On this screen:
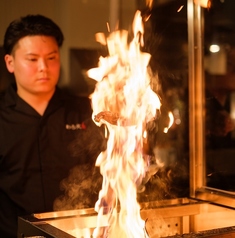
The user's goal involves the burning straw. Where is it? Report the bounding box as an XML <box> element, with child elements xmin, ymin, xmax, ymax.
<box><xmin>88</xmin><ymin>10</ymin><xmax>161</xmax><ymax>238</ymax></box>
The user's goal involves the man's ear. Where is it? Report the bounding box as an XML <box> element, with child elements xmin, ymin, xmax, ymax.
<box><xmin>4</xmin><ymin>54</ymin><xmax>14</xmax><ymax>73</ymax></box>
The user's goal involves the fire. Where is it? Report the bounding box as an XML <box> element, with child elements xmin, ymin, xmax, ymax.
<box><xmin>163</xmin><ymin>112</ymin><xmax>174</xmax><ymax>133</ymax></box>
<box><xmin>88</xmin><ymin>10</ymin><xmax>161</xmax><ymax>238</ymax></box>
<box><xmin>194</xmin><ymin>0</ymin><xmax>211</xmax><ymax>8</ymax></box>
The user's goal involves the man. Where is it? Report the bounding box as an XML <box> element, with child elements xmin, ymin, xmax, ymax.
<box><xmin>0</xmin><ymin>14</ymin><xmax>105</xmax><ymax>237</ymax></box>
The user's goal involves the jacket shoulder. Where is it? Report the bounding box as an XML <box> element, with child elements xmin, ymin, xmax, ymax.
<box><xmin>58</xmin><ymin>89</ymin><xmax>92</xmax><ymax>122</ymax></box>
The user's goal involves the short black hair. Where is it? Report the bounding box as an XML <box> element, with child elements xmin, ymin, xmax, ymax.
<box><xmin>3</xmin><ymin>14</ymin><xmax>64</xmax><ymax>55</ymax></box>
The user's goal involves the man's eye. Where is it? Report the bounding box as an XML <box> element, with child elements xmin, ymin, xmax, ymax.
<box><xmin>28</xmin><ymin>58</ymin><xmax>37</xmax><ymax>61</ymax></box>
<box><xmin>48</xmin><ymin>56</ymin><xmax>56</xmax><ymax>60</ymax></box>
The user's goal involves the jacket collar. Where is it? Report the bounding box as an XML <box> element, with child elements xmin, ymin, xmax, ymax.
<box><xmin>4</xmin><ymin>84</ymin><xmax>63</xmax><ymax>117</ymax></box>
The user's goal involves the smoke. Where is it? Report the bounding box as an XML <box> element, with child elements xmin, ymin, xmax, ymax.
<box><xmin>137</xmin><ymin>142</ymin><xmax>189</xmax><ymax>203</ymax></box>
<box><xmin>54</xmin><ymin>164</ymin><xmax>102</xmax><ymax>211</ymax></box>
<box><xmin>53</xmin><ymin>118</ymin><xmax>106</xmax><ymax>211</ymax></box>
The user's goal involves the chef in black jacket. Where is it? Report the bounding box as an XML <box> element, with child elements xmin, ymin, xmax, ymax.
<box><xmin>0</xmin><ymin>14</ymin><xmax>105</xmax><ymax>238</ymax></box>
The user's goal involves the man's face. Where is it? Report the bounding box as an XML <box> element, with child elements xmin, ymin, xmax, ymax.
<box><xmin>5</xmin><ymin>35</ymin><xmax>60</xmax><ymax>98</ymax></box>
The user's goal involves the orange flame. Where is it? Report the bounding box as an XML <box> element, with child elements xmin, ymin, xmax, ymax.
<box><xmin>194</xmin><ymin>0</ymin><xmax>211</xmax><ymax>8</ymax></box>
<box><xmin>88</xmin><ymin>10</ymin><xmax>161</xmax><ymax>238</ymax></box>
<box><xmin>163</xmin><ymin>112</ymin><xmax>174</xmax><ymax>133</ymax></box>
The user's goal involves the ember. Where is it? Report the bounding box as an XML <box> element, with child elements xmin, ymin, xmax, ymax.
<box><xmin>88</xmin><ymin>10</ymin><xmax>161</xmax><ymax>238</ymax></box>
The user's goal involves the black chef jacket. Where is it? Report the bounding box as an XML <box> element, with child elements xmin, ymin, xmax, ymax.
<box><xmin>0</xmin><ymin>84</ymin><xmax>105</xmax><ymax>238</ymax></box>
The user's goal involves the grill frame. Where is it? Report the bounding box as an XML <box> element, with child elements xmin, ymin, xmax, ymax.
<box><xmin>17</xmin><ymin>198</ymin><xmax>235</xmax><ymax>238</ymax></box>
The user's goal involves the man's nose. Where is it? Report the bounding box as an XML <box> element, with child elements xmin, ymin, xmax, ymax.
<box><xmin>38</xmin><ymin>58</ymin><xmax>48</xmax><ymax>71</ymax></box>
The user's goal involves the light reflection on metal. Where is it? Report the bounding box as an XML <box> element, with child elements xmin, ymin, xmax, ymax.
<box><xmin>187</xmin><ymin>0</ymin><xmax>205</xmax><ymax>197</ymax></box>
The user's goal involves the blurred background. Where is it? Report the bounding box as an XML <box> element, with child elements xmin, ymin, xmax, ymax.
<box><xmin>1</xmin><ymin>0</ymin><xmax>235</xmax><ymax>202</ymax></box>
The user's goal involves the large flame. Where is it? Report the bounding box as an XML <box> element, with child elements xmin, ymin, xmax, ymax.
<box><xmin>88</xmin><ymin>10</ymin><xmax>161</xmax><ymax>238</ymax></box>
